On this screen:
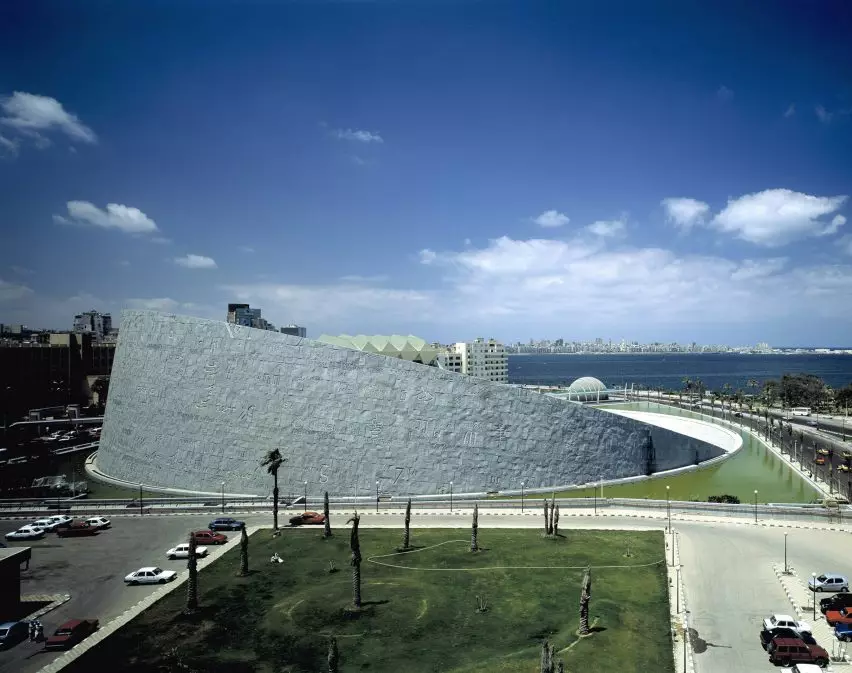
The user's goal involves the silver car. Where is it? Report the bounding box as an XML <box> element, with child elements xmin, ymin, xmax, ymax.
<box><xmin>809</xmin><ymin>573</ymin><xmax>849</xmax><ymax>592</ymax></box>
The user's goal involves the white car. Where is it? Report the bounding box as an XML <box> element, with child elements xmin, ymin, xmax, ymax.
<box><xmin>808</xmin><ymin>573</ymin><xmax>849</xmax><ymax>592</ymax></box>
<box><xmin>780</xmin><ymin>664</ymin><xmax>825</xmax><ymax>673</ymax></box>
<box><xmin>763</xmin><ymin>614</ymin><xmax>812</xmax><ymax>634</ymax></box>
<box><xmin>31</xmin><ymin>515</ymin><xmax>72</xmax><ymax>531</ymax></box>
<box><xmin>124</xmin><ymin>567</ymin><xmax>178</xmax><ymax>585</ymax></box>
<box><xmin>86</xmin><ymin>517</ymin><xmax>111</xmax><ymax>529</ymax></box>
<box><xmin>166</xmin><ymin>543</ymin><xmax>209</xmax><ymax>560</ymax></box>
<box><xmin>5</xmin><ymin>525</ymin><xmax>46</xmax><ymax>540</ymax></box>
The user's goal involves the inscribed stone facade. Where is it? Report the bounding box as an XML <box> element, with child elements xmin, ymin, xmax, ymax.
<box><xmin>96</xmin><ymin>311</ymin><xmax>723</xmax><ymax>497</ymax></box>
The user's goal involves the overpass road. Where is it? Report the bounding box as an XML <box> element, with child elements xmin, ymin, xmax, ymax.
<box><xmin>1</xmin><ymin>509</ymin><xmax>850</xmax><ymax>673</ymax></box>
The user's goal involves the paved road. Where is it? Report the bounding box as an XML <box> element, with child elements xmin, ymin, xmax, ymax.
<box><xmin>1</xmin><ymin>510</ymin><xmax>849</xmax><ymax>673</ymax></box>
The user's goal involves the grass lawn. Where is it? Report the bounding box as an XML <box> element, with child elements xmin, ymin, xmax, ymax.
<box><xmin>65</xmin><ymin>527</ymin><xmax>673</xmax><ymax>673</ymax></box>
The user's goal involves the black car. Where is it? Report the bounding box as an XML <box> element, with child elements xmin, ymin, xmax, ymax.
<box><xmin>208</xmin><ymin>517</ymin><xmax>245</xmax><ymax>531</ymax></box>
<box><xmin>821</xmin><ymin>593</ymin><xmax>852</xmax><ymax>614</ymax></box>
<box><xmin>760</xmin><ymin>627</ymin><xmax>817</xmax><ymax>649</ymax></box>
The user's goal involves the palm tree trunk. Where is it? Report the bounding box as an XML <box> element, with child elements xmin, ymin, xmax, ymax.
<box><xmin>543</xmin><ymin>498</ymin><xmax>550</xmax><ymax>535</ymax></box>
<box><xmin>238</xmin><ymin>526</ymin><xmax>249</xmax><ymax>576</ymax></box>
<box><xmin>403</xmin><ymin>498</ymin><xmax>411</xmax><ymax>549</ymax></box>
<box><xmin>553</xmin><ymin>504</ymin><xmax>559</xmax><ymax>536</ymax></box>
<box><xmin>352</xmin><ymin>562</ymin><xmax>361</xmax><ymax>608</ymax></box>
<box><xmin>185</xmin><ymin>532</ymin><xmax>199</xmax><ymax>614</ymax></box>
<box><xmin>272</xmin><ymin>474</ymin><xmax>279</xmax><ymax>531</ymax></box>
<box><xmin>323</xmin><ymin>491</ymin><xmax>332</xmax><ymax>538</ymax></box>
<box><xmin>328</xmin><ymin>636</ymin><xmax>339</xmax><ymax>673</ymax></box>
<box><xmin>471</xmin><ymin>503</ymin><xmax>479</xmax><ymax>552</ymax></box>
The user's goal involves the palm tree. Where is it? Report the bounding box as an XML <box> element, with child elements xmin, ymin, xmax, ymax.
<box><xmin>347</xmin><ymin>512</ymin><xmax>362</xmax><ymax>608</ymax></box>
<box><xmin>579</xmin><ymin>566</ymin><xmax>592</xmax><ymax>635</ymax></box>
<box><xmin>722</xmin><ymin>383</ymin><xmax>733</xmax><ymax>416</ymax></box>
<box><xmin>540</xmin><ymin>640</ymin><xmax>554</xmax><ymax>673</ymax></box>
<box><xmin>260</xmin><ymin>449</ymin><xmax>286</xmax><ymax>531</ymax></box>
<box><xmin>185</xmin><ymin>531</ymin><xmax>199</xmax><ymax>614</ymax></box>
<box><xmin>328</xmin><ymin>636</ymin><xmax>339</xmax><ymax>673</ymax></box>
<box><xmin>402</xmin><ymin>497</ymin><xmax>412</xmax><ymax>550</ymax></box>
<box><xmin>471</xmin><ymin>503</ymin><xmax>479</xmax><ymax>552</ymax></box>
<box><xmin>238</xmin><ymin>526</ymin><xmax>249</xmax><ymax>576</ymax></box>
<box><xmin>682</xmin><ymin>377</ymin><xmax>692</xmax><ymax>402</ymax></box>
<box><xmin>323</xmin><ymin>491</ymin><xmax>332</xmax><ymax>538</ymax></box>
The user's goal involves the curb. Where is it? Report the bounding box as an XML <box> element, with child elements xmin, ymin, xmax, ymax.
<box><xmin>22</xmin><ymin>594</ymin><xmax>72</xmax><ymax>621</ymax></box>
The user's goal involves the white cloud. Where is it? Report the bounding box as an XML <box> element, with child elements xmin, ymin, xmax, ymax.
<box><xmin>174</xmin><ymin>254</ymin><xmax>217</xmax><ymax>269</ymax></box>
<box><xmin>717</xmin><ymin>85</ymin><xmax>734</xmax><ymax>101</ymax></box>
<box><xmin>238</xmin><ymin>246</ymin><xmax>255</xmax><ymax>253</ymax></box>
<box><xmin>332</xmin><ymin>128</ymin><xmax>383</xmax><ymax>143</ymax></box>
<box><xmin>784</xmin><ymin>104</ymin><xmax>796</xmax><ymax>118</ymax></box>
<box><xmin>0</xmin><ymin>92</ymin><xmax>96</xmax><ymax>146</ymax></box>
<box><xmin>532</xmin><ymin>210</ymin><xmax>570</xmax><ymax>228</ymax></box>
<box><xmin>586</xmin><ymin>216</ymin><xmax>626</xmax><ymax>238</ymax></box>
<box><xmin>125</xmin><ymin>297</ymin><xmax>180</xmax><ymax>311</ymax></box>
<box><xmin>340</xmin><ymin>274</ymin><xmax>389</xmax><ymax>283</ymax></box>
<box><xmin>711</xmin><ymin>189</ymin><xmax>847</xmax><ymax>246</ymax></box>
<box><xmin>0</xmin><ymin>133</ymin><xmax>18</xmax><ymax>157</ymax></box>
<box><xmin>661</xmin><ymin>197</ymin><xmax>710</xmax><ymax>232</ymax></box>
<box><xmin>730</xmin><ymin>258</ymin><xmax>788</xmax><ymax>281</ymax></box>
<box><xmin>0</xmin><ymin>278</ymin><xmax>34</xmax><ymax>302</ymax></box>
<box><xmin>823</xmin><ymin>214</ymin><xmax>847</xmax><ymax>236</ymax></box>
<box><xmin>57</xmin><ymin>201</ymin><xmax>159</xmax><ymax>234</ymax></box>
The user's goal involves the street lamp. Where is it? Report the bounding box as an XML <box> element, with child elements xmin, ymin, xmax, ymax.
<box><xmin>139</xmin><ymin>483</ymin><xmax>143</xmax><ymax>517</ymax></box>
<box><xmin>812</xmin><ymin>572</ymin><xmax>817</xmax><ymax>620</ymax></box>
<box><xmin>666</xmin><ymin>485</ymin><xmax>671</xmax><ymax>533</ymax></box>
<box><xmin>303</xmin><ymin>481</ymin><xmax>308</xmax><ymax>512</ymax></box>
<box><xmin>376</xmin><ymin>480</ymin><xmax>380</xmax><ymax>513</ymax></box>
<box><xmin>221</xmin><ymin>481</ymin><xmax>225</xmax><ymax>514</ymax></box>
<box><xmin>450</xmin><ymin>481</ymin><xmax>453</xmax><ymax>512</ymax></box>
<box><xmin>593</xmin><ymin>481</ymin><xmax>597</xmax><ymax>515</ymax></box>
<box><xmin>520</xmin><ymin>481</ymin><xmax>525</xmax><ymax>513</ymax></box>
<box><xmin>784</xmin><ymin>532</ymin><xmax>788</xmax><ymax>574</ymax></box>
<box><xmin>754</xmin><ymin>489</ymin><xmax>758</xmax><ymax>523</ymax></box>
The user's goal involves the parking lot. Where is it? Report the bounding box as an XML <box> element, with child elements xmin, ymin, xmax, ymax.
<box><xmin>1</xmin><ymin>509</ymin><xmax>851</xmax><ymax>673</ymax></box>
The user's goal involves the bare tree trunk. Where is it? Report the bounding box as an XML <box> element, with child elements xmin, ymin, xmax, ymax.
<box><xmin>348</xmin><ymin>513</ymin><xmax>362</xmax><ymax>609</ymax></box>
<box><xmin>543</xmin><ymin>498</ymin><xmax>550</xmax><ymax>535</ymax></box>
<box><xmin>238</xmin><ymin>526</ymin><xmax>249</xmax><ymax>576</ymax></box>
<box><xmin>272</xmin><ymin>474</ymin><xmax>279</xmax><ymax>532</ymax></box>
<box><xmin>548</xmin><ymin>500</ymin><xmax>555</xmax><ymax>535</ymax></box>
<box><xmin>185</xmin><ymin>532</ymin><xmax>199</xmax><ymax>614</ymax></box>
<box><xmin>402</xmin><ymin>497</ymin><xmax>412</xmax><ymax>550</ymax></box>
<box><xmin>352</xmin><ymin>562</ymin><xmax>362</xmax><ymax>608</ymax></box>
<box><xmin>539</xmin><ymin>639</ymin><xmax>554</xmax><ymax>673</ymax></box>
<box><xmin>555</xmin><ymin>661</ymin><xmax>564</xmax><ymax>673</ymax></box>
<box><xmin>471</xmin><ymin>503</ymin><xmax>479</xmax><ymax>552</ymax></box>
<box><xmin>553</xmin><ymin>504</ymin><xmax>560</xmax><ymax>536</ymax></box>
<box><xmin>328</xmin><ymin>636</ymin><xmax>339</xmax><ymax>673</ymax></box>
<box><xmin>323</xmin><ymin>491</ymin><xmax>332</xmax><ymax>538</ymax></box>
<box><xmin>579</xmin><ymin>566</ymin><xmax>592</xmax><ymax>635</ymax></box>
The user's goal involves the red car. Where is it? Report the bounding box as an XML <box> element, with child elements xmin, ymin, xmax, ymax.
<box><xmin>826</xmin><ymin>607</ymin><xmax>852</xmax><ymax>626</ymax></box>
<box><xmin>56</xmin><ymin>521</ymin><xmax>98</xmax><ymax>538</ymax></box>
<box><xmin>191</xmin><ymin>530</ymin><xmax>228</xmax><ymax>545</ymax></box>
<box><xmin>44</xmin><ymin>619</ymin><xmax>99</xmax><ymax>650</ymax></box>
<box><xmin>289</xmin><ymin>511</ymin><xmax>326</xmax><ymax>526</ymax></box>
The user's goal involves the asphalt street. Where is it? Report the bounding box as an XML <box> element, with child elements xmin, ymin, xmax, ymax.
<box><xmin>1</xmin><ymin>509</ymin><xmax>850</xmax><ymax>673</ymax></box>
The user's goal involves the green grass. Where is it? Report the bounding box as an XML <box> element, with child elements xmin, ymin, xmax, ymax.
<box><xmin>65</xmin><ymin>528</ymin><xmax>673</xmax><ymax>673</ymax></box>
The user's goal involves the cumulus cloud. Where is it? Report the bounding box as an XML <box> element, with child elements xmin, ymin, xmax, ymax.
<box><xmin>586</xmin><ymin>215</ymin><xmax>627</xmax><ymax>238</ymax></box>
<box><xmin>332</xmin><ymin>128</ymin><xmax>383</xmax><ymax>143</ymax></box>
<box><xmin>730</xmin><ymin>258</ymin><xmax>788</xmax><ymax>281</ymax></box>
<box><xmin>824</xmin><ymin>214</ymin><xmax>847</xmax><ymax>236</ymax></box>
<box><xmin>0</xmin><ymin>133</ymin><xmax>18</xmax><ymax>157</ymax></box>
<box><xmin>711</xmin><ymin>189</ymin><xmax>847</xmax><ymax>246</ymax></box>
<box><xmin>0</xmin><ymin>92</ymin><xmax>96</xmax><ymax>149</ymax></box>
<box><xmin>662</xmin><ymin>198</ymin><xmax>710</xmax><ymax>232</ymax></box>
<box><xmin>55</xmin><ymin>201</ymin><xmax>159</xmax><ymax>235</ymax></box>
<box><xmin>0</xmin><ymin>278</ymin><xmax>34</xmax><ymax>302</ymax></box>
<box><xmin>174</xmin><ymin>254</ymin><xmax>217</xmax><ymax>269</ymax></box>
<box><xmin>532</xmin><ymin>210</ymin><xmax>570</xmax><ymax>228</ymax></box>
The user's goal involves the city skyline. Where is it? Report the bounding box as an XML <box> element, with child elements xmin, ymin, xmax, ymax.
<box><xmin>1</xmin><ymin>2</ymin><xmax>851</xmax><ymax>345</ymax></box>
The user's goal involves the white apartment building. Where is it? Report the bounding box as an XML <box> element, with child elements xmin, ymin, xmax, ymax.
<box><xmin>436</xmin><ymin>337</ymin><xmax>508</xmax><ymax>383</ymax></box>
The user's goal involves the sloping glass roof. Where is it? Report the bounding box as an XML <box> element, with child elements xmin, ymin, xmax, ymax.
<box><xmin>317</xmin><ymin>334</ymin><xmax>440</xmax><ymax>365</ymax></box>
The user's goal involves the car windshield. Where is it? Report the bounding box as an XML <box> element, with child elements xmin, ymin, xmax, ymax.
<box><xmin>817</xmin><ymin>575</ymin><xmax>828</xmax><ymax>582</ymax></box>
<box><xmin>0</xmin><ymin>629</ymin><xmax>8</xmax><ymax>636</ymax></box>
<box><xmin>152</xmin><ymin>567</ymin><xmax>163</xmax><ymax>574</ymax></box>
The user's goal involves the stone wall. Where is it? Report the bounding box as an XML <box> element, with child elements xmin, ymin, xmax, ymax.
<box><xmin>97</xmin><ymin>311</ymin><xmax>723</xmax><ymax>497</ymax></box>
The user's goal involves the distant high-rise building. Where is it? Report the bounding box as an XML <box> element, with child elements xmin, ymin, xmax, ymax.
<box><xmin>439</xmin><ymin>338</ymin><xmax>508</xmax><ymax>383</ymax></box>
<box><xmin>225</xmin><ymin>303</ymin><xmax>275</xmax><ymax>331</ymax></box>
<box><xmin>73</xmin><ymin>310</ymin><xmax>112</xmax><ymax>342</ymax></box>
<box><xmin>280</xmin><ymin>324</ymin><xmax>306</xmax><ymax>338</ymax></box>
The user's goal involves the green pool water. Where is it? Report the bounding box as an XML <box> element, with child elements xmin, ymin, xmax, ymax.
<box><xmin>559</xmin><ymin>402</ymin><xmax>820</xmax><ymax>504</ymax></box>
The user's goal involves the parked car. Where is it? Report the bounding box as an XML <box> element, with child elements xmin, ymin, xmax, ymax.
<box><xmin>839</xmin><ymin>464</ymin><xmax>851</xmax><ymax>473</ymax></box>
<box><xmin>766</xmin><ymin>636</ymin><xmax>829</xmax><ymax>668</ymax></box>
<box><xmin>208</xmin><ymin>518</ymin><xmax>245</xmax><ymax>531</ymax></box>
<box><xmin>85</xmin><ymin>517</ymin><xmax>111</xmax><ymax>529</ymax></box>
<box><xmin>0</xmin><ymin>621</ymin><xmax>29</xmax><ymax>649</ymax></box>
<box><xmin>124</xmin><ymin>567</ymin><xmax>178</xmax><ymax>585</ymax></box>
<box><xmin>289</xmin><ymin>511</ymin><xmax>326</xmax><ymax>526</ymax></box>
<box><xmin>734</xmin><ymin>411</ymin><xmax>743</xmax><ymax>417</ymax></box>
<box><xmin>809</xmin><ymin>573</ymin><xmax>849</xmax><ymax>593</ymax></box>
<box><xmin>761</xmin><ymin>627</ymin><xmax>816</xmax><ymax>648</ymax></box>
<box><xmin>191</xmin><ymin>530</ymin><xmax>228</xmax><ymax>545</ymax></box>
<box><xmin>166</xmin><ymin>543</ymin><xmax>209</xmax><ymax>560</ymax></box>
<box><xmin>56</xmin><ymin>521</ymin><xmax>98</xmax><ymax>538</ymax></box>
<box><xmin>32</xmin><ymin>517</ymin><xmax>64</xmax><ymax>531</ymax></box>
<box><xmin>807</xmin><ymin>420</ymin><xmax>819</xmax><ymax>427</ymax></box>
<box><xmin>816</xmin><ymin>448</ymin><xmax>830</xmax><ymax>456</ymax></box>
<box><xmin>44</xmin><ymin>619</ymin><xmax>99</xmax><ymax>650</ymax></box>
<box><xmin>835</xmin><ymin>623</ymin><xmax>852</xmax><ymax>642</ymax></box>
<box><xmin>821</xmin><ymin>593</ymin><xmax>852</xmax><ymax>614</ymax></box>
<box><xmin>5</xmin><ymin>525</ymin><xmax>45</xmax><ymax>541</ymax></box>
<box><xmin>825</xmin><ymin>607</ymin><xmax>852</xmax><ymax>626</ymax></box>
<box><xmin>815</xmin><ymin>456</ymin><xmax>826</xmax><ymax>465</ymax></box>
<box><xmin>764</xmin><ymin>615</ymin><xmax>812</xmax><ymax>633</ymax></box>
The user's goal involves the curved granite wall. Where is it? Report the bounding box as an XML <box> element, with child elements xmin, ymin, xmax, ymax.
<box><xmin>97</xmin><ymin>311</ymin><xmax>724</xmax><ymax>496</ymax></box>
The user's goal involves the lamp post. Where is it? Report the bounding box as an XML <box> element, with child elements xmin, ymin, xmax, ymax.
<box><xmin>303</xmin><ymin>481</ymin><xmax>307</xmax><ymax>512</ymax></box>
<box><xmin>754</xmin><ymin>489</ymin><xmax>758</xmax><ymax>523</ymax></box>
<box><xmin>784</xmin><ymin>533</ymin><xmax>788</xmax><ymax>574</ymax></box>
<box><xmin>376</xmin><ymin>481</ymin><xmax>380</xmax><ymax>513</ymax></box>
<box><xmin>671</xmin><ymin>529</ymin><xmax>676</xmax><ymax>566</ymax></box>
<box><xmin>221</xmin><ymin>481</ymin><xmax>225</xmax><ymax>514</ymax></box>
<box><xmin>812</xmin><ymin>572</ymin><xmax>817</xmax><ymax>620</ymax></box>
<box><xmin>449</xmin><ymin>481</ymin><xmax>453</xmax><ymax>512</ymax></box>
<box><xmin>520</xmin><ymin>481</ymin><xmax>525</xmax><ymax>513</ymax></box>
<box><xmin>139</xmin><ymin>483</ymin><xmax>143</xmax><ymax>517</ymax></box>
<box><xmin>666</xmin><ymin>485</ymin><xmax>671</xmax><ymax>533</ymax></box>
<box><xmin>593</xmin><ymin>482</ymin><xmax>597</xmax><ymax>515</ymax></box>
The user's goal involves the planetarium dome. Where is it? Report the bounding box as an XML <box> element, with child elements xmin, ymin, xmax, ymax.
<box><xmin>566</xmin><ymin>376</ymin><xmax>609</xmax><ymax>402</ymax></box>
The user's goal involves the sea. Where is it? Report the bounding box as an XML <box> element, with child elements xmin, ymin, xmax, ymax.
<box><xmin>508</xmin><ymin>353</ymin><xmax>852</xmax><ymax>393</ymax></box>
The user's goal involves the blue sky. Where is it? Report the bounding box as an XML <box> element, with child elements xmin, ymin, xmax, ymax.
<box><xmin>1</xmin><ymin>0</ymin><xmax>851</xmax><ymax>346</ymax></box>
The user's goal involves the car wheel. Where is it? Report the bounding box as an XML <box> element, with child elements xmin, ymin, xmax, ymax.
<box><xmin>129</xmin><ymin>580</ymin><xmax>138</xmax><ymax>586</ymax></box>
<box><xmin>168</xmin><ymin>555</ymin><xmax>176</xmax><ymax>560</ymax></box>
<box><xmin>816</xmin><ymin>658</ymin><xmax>828</xmax><ymax>668</ymax></box>
<box><xmin>780</xmin><ymin>658</ymin><xmax>791</xmax><ymax>667</ymax></box>
<box><xmin>158</xmin><ymin>579</ymin><xmax>166</xmax><ymax>584</ymax></box>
